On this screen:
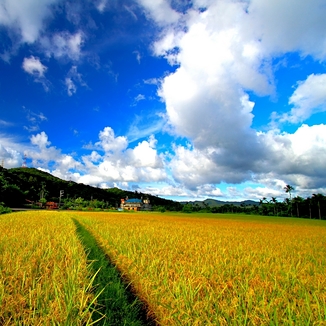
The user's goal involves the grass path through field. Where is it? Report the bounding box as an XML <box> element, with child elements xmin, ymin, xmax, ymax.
<box><xmin>73</xmin><ymin>218</ymin><xmax>155</xmax><ymax>326</ymax></box>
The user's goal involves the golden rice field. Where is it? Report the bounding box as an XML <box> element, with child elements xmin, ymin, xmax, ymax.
<box><xmin>1</xmin><ymin>210</ymin><xmax>326</xmax><ymax>325</ymax></box>
<box><xmin>0</xmin><ymin>211</ymin><xmax>94</xmax><ymax>325</ymax></box>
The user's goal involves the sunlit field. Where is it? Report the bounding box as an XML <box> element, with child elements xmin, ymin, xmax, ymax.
<box><xmin>76</xmin><ymin>212</ymin><xmax>326</xmax><ymax>325</ymax></box>
<box><xmin>1</xmin><ymin>211</ymin><xmax>326</xmax><ymax>325</ymax></box>
<box><xmin>0</xmin><ymin>211</ymin><xmax>94</xmax><ymax>325</ymax></box>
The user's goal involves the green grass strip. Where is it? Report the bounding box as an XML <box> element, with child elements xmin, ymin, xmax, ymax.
<box><xmin>73</xmin><ymin>218</ymin><xmax>156</xmax><ymax>326</ymax></box>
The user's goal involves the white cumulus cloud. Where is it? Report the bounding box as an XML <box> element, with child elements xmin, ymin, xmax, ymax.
<box><xmin>0</xmin><ymin>0</ymin><xmax>60</xmax><ymax>44</ymax></box>
<box><xmin>22</xmin><ymin>56</ymin><xmax>47</xmax><ymax>77</ymax></box>
<box><xmin>22</xmin><ymin>56</ymin><xmax>50</xmax><ymax>91</ymax></box>
<box><xmin>76</xmin><ymin>127</ymin><xmax>167</xmax><ymax>186</ymax></box>
<box><xmin>279</xmin><ymin>74</ymin><xmax>326</xmax><ymax>123</ymax></box>
<box><xmin>136</xmin><ymin>0</ymin><xmax>180</xmax><ymax>25</ymax></box>
<box><xmin>143</xmin><ymin>0</ymin><xmax>326</xmax><ymax>195</ymax></box>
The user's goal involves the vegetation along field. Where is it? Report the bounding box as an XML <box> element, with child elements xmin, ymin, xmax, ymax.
<box><xmin>1</xmin><ymin>211</ymin><xmax>326</xmax><ymax>325</ymax></box>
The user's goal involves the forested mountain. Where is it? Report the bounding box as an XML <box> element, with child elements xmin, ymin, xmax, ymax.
<box><xmin>0</xmin><ymin>167</ymin><xmax>182</xmax><ymax>210</ymax></box>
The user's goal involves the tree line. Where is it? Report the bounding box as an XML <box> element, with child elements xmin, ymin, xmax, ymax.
<box><xmin>183</xmin><ymin>185</ymin><xmax>325</xmax><ymax>220</ymax></box>
<box><xmin>0</xmin><ymin>167</ymin><xmax>325</xmax><ymax>219</ymax></box>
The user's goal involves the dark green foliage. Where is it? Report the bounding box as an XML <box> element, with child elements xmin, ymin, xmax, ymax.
<box><xmin>182</xmin><ymin>203</ymin><xmax>193</xmax><ymax>213</ymax></box>
<box><xmin>0</xmin><ymin>203</ymin><xmax>11</xmax><ymax>214</ymax></box>
<box><xmin>182</xmin><ymin>195</ymin><xmax>326</xmax><ymax>219</ymax></box>
<box><xmin>152</xmin><ymin>206</ymin><xmax>166</xmax><ymax>213</ymax></box>
<box><xmin>0</xmin><ymin>169</ymin><xmax>26</xmax><ymax>207</ymax></box>
<box><xmin>73</xmin><ymin>219</ymin><xmax>155</xmax><ymax>326</ymax></box>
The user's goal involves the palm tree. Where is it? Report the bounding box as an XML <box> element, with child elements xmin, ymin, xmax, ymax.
<box><xmin>306</xmin><ymin>197</ymin><xmax>312</xmax><ymax>219</ymax></box>
<box><xmin>259</xmin><ymin>197</ymin><xmax>269</xmax><ymax>215</ymax></box>
<box><xmin>271</xmin><ymin>197</ymin><xmax>278</xmax><ymax>215</ymax></box>
<box><xmin>293</xmin><ymin>196</ymin><xmax>304</xmax><ymax>217</ymax></box>
<box><xmin>284</xmin><ymin>184</ymin><xmax>294</xmax><ymax>200</ymax></box>
<box><xmin>312</xmin><ymin>194</ymin><xmax>324</xmax><ymax>220</ymax></box>
<box><xmin>284</xmin><ymin>185</ymin><xmax>294</xmax><ymax>217</ymax></box>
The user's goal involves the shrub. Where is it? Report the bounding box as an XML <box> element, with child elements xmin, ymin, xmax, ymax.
<box><xmin>0</xmin><ymin>203</ymin><xmax>11</xmax><ymax>214</ymax></box>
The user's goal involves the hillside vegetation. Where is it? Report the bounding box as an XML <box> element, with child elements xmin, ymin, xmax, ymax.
<box><xmin>0</xmin><ymin>167</ymin><xmax>182</xmax><ymax>211</ymax></box>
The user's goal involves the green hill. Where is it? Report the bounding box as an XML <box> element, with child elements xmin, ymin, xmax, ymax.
<box><xmin>0</xmin><ymin>167</ymin><xmax>182</xmax><ymax>210</ymax></box>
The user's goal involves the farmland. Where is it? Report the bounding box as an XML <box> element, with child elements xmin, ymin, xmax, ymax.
<box><xmin>0</xmin><ymin>211</ymin><xmax>94</xmax><ymax>325</ymax></box>
<box><xmin>1</xmin><ymin>211</ymin><xmax>326</xmax><ymax>325</ymax></box>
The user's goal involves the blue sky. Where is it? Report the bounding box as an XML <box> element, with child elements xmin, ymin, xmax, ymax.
<box><xmin>1</xmin><ymin>0</ymin><xmax>326</xmax><ymax>202</ymax></box>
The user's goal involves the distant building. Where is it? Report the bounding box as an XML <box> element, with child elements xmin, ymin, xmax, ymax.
<box><xmin>46</xmin><ymin>202</ymin><xmax>59</xmax><ymax>209</ymax></box>
<box><xmin>120</xmin><ymin>197</ymin><xmax>151</xmax><ymax>211</ymax></box>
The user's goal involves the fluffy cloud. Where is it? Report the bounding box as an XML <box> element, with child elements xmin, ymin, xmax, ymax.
<box><xmin>136</xmin><ymin>0</ymin><xmax>180</xmax><ymax>25</ymax></box>
<box><xmin>247</xmin><ymin>0</ymin><xmax>326</xmax><ymax>59</ymax></box>
<box><xmin>126</xmin><ymin>136</ymin><xmax>163</xmax><ymax>168</ymax></box>
<box><xmin>30</xmin><ymin>132</ymin><xmax>51</xmax><ymax>149</ymax></box>
<box><xmin>279</xmin><ymin>74</ymin><xmax>326</xmax><ymax>123</ymax></box>
<box><xmin>169</xmin><ymin>145</ymin><xmax>254</xmax><ymax>189</ymax></box>
<box><xmin>136</xmin><ymin>182</ymin><xmax>225</xmax><ymax>200</ymax></box>
<box><xmin>27</xmin><ymin>132</ymin><xmax>62</xmax><ymax>168</ymax></box>
<box><xmin>0</xmin><ymin>0</ymin><xmax>60</xmax><ymax>44</ymax></box>
<box><xmin>22</xmin><ymin>56</ymin><xmax>49</xmax><ymax>91</ymax></box>
<box><xmin>259</xmin><ymin>124</ymin><xmax>326</xmax><ymax>189</ymax></box>
<box><xmin>197</xmin><ymin>184</ymin><xmax>224</xmax><ymax>197</ymax></box>
<box><xmin>168</xmin><ymin>123</ymin><xmax>326</xmax><ymax>192</ymax></box>
<box><xmin>155</xmin><ymin>1</ymin><xmax>276</xmax><ymax>164</ymax></box>
<box><xmin>0</xmin><ymin>1</ymin><xmax>102</xmax><ymax>97</ymax></box>
<box><xmin>0</xmin><ymin>143</ymin><xmax>22</xmax><ymax>168</ymax></box>
<box><xmin>22</xmin><ymin>56</ymin><xmax>47</xmax><ymax>77</ymax></box>
<box><xmin>0</xmin><ymin>0</ymin><xmax>85</xmax><ymax>61</ymax></box>
<box><xmin>243</xmin><ymin>186</ymin><xmax>284</xmax><ymax>201</ymax></box>
<box><xmin>40</xmin><ymin>31</ymin><xmax>85</xmax><ymax>61</ymax></box>
<box><xmin>23</xmin><ymin>127</ymin><xmax>167</xmax><ymax>187</ymax></box>
<box><xmin>82</xmin><ymin>127</ymin><xmax>167</xmax><ymax>184</ymax></box>
<box><xmin>145</xmin><ymin>0</ymin><xmax>326</xmax><ymax>195</ymax></box>
<box><xmin>96</xmin><ymin>127</ymin><xmax>128</xmax><ymax>153</ymax></box>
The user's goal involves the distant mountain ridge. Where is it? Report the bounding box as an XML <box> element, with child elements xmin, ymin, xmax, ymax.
<box><xmin>182</xmin><ymin>198</ymin><xmax>259</xmax><ymax>207</ymax></box>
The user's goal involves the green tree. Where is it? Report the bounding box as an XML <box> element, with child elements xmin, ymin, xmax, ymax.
<box><xmin>182</xmin><ymin>203</ymin><xmax>193</xmax><ymax>213</ymax></box>
<box><xmin>284</xmin><ymin>185</ymin><xmax>294</xmax><ymax>216</ymax></box>
<box><xmin>312</xmin><ymin>194</ymin><xmax>324</xmax><ymax>220</ymax></box>
<box><xmin>259</xmin><ymin>197</ymin><xmax>269</xmax><ymax>215</ymax></box>
<box><xmin>39</xmin><ymin>181</ymin><xmax>48</xmax><ymax>201</ymax></box>
<box><xmin>293</xmin><ymin>196</ymin><xmax>304</xmax><ymax>217</ymax></box>
<box><xmin>271</xmin><ymin>197</ymin><xmax>278</xmax><ymax>215</ymax></box>
<box><xmin>306</xmin><ymin>197</ymin><xmax>312</xmax><ymax>219</ymax></box>
<box><xmin>75</xmin><ymin>197</ymin><xmax>85</xmax><ymax>209</ymax></box>
<box><xmin>1</xmin><ymin>184</ymin><xmax>26</xmax><ymax>207</ymax></box>
<box><xmin>284</xmin><ymin>185</ymin><xmax>294</xmax><ymax>199</ymax></box>
<box><xmin>39</xmin><ymin>197</ymin><xmax>47</xmax><ymax>208</ymax></box>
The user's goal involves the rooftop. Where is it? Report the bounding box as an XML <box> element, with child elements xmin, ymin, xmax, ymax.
<box><xmin>125</xmin><ymin>198</ymin><xmax>142</xmax><ymax>203</ymax></box>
